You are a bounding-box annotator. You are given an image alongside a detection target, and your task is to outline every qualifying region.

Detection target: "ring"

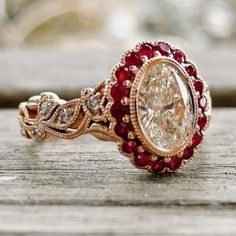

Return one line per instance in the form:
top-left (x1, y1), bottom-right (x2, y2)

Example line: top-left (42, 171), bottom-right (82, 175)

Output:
top-left (19, 41), bottom-right (211, 174)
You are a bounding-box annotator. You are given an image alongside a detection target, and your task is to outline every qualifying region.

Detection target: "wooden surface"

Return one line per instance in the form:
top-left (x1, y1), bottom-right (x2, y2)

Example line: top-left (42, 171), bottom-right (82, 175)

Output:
top-left (0, 108), bottom-right (235, 235)
top-left (1, 46), bottom-right (236, 107)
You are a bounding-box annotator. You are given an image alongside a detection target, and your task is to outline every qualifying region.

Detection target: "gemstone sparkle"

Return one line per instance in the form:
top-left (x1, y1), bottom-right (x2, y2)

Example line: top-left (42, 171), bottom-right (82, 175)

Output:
top-left (137, 59), bottom-right (195, 154)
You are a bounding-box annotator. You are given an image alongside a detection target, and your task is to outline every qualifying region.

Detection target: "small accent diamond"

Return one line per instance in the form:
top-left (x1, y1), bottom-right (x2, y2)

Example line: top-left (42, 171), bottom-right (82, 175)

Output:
top-left (40, 102), bottom-right (49, 115)
top-left (88, 94), bottom-right (101, 112)
top-left (59, 108), bottom-right (72, 123)
top-left (32, 128), bottom-right (43, 140)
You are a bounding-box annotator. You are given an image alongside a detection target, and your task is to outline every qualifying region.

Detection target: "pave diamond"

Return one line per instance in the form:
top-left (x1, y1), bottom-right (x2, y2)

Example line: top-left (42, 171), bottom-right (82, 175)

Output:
top-left (137, 59), bottom-right (195, 153)
top-left (32, 128), bottom-right (43, 140)
top-left (59, 108), bottom-right (72, 123)
top-left (88, 94), bottom-right (101, 111)
top-left (40, 102), bottom-right (49, 115)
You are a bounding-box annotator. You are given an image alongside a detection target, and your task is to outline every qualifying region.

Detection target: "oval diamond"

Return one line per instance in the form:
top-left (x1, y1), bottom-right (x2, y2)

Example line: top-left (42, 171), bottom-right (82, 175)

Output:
top-left (136, 59), bottom-right (196, 155)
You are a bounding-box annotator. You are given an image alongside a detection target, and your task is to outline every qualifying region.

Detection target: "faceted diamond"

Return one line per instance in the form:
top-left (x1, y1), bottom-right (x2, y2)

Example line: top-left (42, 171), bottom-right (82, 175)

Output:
top-left (40, 102), bottom-right (49, 115)
top-left (59, 108), bottom-right (72, 123)
top-left (88, 95), bottom-right (101, 111)
top-left (32, 128), bottom-right (43, 140)
top-left (137, 59), bottom-right (195, 154)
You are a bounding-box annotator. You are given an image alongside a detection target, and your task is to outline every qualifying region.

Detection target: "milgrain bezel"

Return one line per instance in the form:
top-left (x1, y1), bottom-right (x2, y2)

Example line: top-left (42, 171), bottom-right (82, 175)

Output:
top-left (129, 57), bottom-right (198, 157)
top-left (107, 40), bottom-right (211, 173)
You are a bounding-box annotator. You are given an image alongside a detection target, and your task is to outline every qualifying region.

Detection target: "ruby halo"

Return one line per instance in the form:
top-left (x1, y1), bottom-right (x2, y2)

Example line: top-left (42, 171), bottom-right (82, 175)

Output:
top-left (108, 41), bottom-right (211, 174)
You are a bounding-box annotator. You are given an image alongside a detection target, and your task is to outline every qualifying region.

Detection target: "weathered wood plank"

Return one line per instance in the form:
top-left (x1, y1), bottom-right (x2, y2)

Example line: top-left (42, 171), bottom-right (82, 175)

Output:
top-left (0, 205), bottom-right (235, 235)
top-left (1, 46), bottom-right (236, 107)
top-left (0, 108), bottom-right (235, 235)
top-left (1, 109), bottom-right (236, 206)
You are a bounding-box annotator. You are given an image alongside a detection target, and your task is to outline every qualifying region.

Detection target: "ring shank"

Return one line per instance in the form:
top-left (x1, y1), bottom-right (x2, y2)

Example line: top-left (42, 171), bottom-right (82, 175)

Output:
top-left (19, 82), bottom-right (113, 142)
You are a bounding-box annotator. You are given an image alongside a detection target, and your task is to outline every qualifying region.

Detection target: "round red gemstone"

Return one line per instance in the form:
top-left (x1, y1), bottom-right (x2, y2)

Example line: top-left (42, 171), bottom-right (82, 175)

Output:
top-left (115, 66), bottom-right (133, 84)
top-left (125, 52), bottom-right (142, 68)
top-left (198, 115), bottom-right (207, 130)
top-left (154, 42), bottom-right (171, 56)
top-left (194, 80), bottom-right (204, 93)
top-left (110, 102), bottom-right (129, 121)
top-left (122, 140), bottom-right (137, 154)
top-left (185, 64), bottom-right (197, 77)
top-left (152, 160), bottom-right (165, 173)
top-left (138, 43), bottom-right (154, 59)
top-left (192, 132), bottom-right (202, 148)
top-left (173, 49), bottom-right (186, 63)
top-left (114, 122), bottom-right (130, 139)
top-left (134, 151), bottom-right (151, 167)
top-left (110, 83), bottom-right (129, 102)
top-left (167, 157), bottom-right (182, 171)
top-left (182, 147), bottom-right (194, 160)
top-left (198, 96), bottom-right (207, 111)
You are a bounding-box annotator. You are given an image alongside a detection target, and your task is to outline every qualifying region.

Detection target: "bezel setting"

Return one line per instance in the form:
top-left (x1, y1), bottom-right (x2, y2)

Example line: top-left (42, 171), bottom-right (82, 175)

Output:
top-left (108, 41), bottom-right (211, 174)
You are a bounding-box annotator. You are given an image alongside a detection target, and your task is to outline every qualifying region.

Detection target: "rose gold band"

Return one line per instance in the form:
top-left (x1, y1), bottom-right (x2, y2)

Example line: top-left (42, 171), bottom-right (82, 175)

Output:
top-left (18, 80), bottom-right (115, 142)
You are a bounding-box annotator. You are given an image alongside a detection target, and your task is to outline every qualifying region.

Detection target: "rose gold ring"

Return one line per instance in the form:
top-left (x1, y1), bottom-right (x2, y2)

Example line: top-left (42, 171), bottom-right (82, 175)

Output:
top-left (19, 41), bottom-right (211, 174)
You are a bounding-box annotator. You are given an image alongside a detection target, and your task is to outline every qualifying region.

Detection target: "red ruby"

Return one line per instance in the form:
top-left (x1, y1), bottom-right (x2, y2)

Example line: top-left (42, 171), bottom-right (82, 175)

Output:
top-left (138, 43), bottom-right (154, 59)
top-left (154, 42), bottom-right (171, 56)
top-left (152, 160), bottom-right (165, 173)
top-left (110, 102), bottom-right (129, 121)
top-left (111, 83), bottom-right (129, 102)
top-left (182, 147), bottom-right (194, 160)
top-left (167, 157), bottom-right (182, 171)
top-left (186, 64), bottom-right (197, 77)
top-left (192, 132), bottom-right (202, 148)
top-left (115, 66), bottom-right (133, 84)
top-left (134, 151), bottom-right (151, 167)
top-left (198, 115), bottom-right (207, 130)
top-left (125, 52), bottom-right (142, 68)
top-left (122, 140), bottom-right (137, 154)
top-left (198, 96), bottom-right (207, 111)
top-left (114, 122), bottom-right (130, 139)
top-left (173, 49), bottom-right (186, 63)
top-left (194, 80), bottom-right (204, 93)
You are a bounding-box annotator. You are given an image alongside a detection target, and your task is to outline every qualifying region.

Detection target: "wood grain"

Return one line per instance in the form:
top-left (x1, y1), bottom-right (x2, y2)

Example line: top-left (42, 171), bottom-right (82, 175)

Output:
top-left (0, 108), bottom-right (235, 235)
top-left (1, 46), bottom-right (236, 107)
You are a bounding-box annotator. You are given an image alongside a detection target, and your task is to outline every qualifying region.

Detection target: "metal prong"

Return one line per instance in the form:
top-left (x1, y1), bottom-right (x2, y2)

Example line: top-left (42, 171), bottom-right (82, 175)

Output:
top-left (140, 55), bottom-right (148, 63)
top-left (122, 115), bottom-right (130, 123)
top-left (129, 65), bottom-right (139, 74)
top-left (121, 97), bottom-right (129, 106)
top-left (123, 80), bottom-right (132, 89)
top-left (128, 131), bottom-right (135, 140)
top-left (137, 146), bottom-right (144, 152)
top-left (164, 157), bottom-right (171, 163)
top-left (154, 51), bottom-right (162, 57)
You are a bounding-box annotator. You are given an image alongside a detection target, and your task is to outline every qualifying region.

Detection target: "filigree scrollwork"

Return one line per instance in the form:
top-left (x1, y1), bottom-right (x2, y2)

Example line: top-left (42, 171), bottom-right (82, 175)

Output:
top-left (19, 81), bottom-right (113, 141)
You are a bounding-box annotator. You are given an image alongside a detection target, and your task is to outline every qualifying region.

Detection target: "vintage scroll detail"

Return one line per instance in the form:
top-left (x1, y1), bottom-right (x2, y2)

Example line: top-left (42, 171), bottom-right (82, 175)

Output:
top-left (19, 80), bottom-right (113, 142)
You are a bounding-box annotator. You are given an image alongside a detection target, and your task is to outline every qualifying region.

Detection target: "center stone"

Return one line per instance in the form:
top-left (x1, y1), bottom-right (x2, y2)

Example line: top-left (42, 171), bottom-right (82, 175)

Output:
top-left (137, 59), bottom-right (195, 154)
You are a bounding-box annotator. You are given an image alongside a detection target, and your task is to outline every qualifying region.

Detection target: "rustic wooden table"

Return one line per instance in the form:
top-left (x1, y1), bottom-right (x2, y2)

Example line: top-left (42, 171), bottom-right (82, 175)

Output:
top-left (0, 47), bottom-right (236, 235)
